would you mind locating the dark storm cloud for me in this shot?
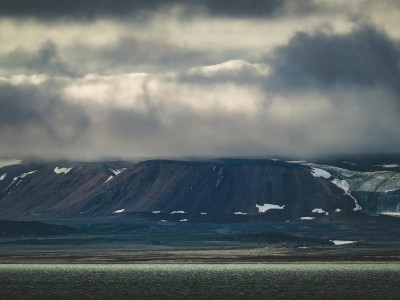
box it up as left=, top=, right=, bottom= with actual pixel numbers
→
left=0, top=0, right=290, bottom=20
left=1, top=3, right=399, bottom=160
left=267, top=25, right=400, bottom=95
left=0, top=0, right=167, bottom=19
left=255, top=23, right=400, bottom=155
left=198, top=0, right=285, bottom=17
left=1, top=40, right=75, bottom=76
left=0, top=81, right=89, bottom=143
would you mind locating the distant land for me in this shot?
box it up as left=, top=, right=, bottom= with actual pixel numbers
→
left=0, top=154, right=399, bottom=263
left=1, top=154, right=399, bottom=221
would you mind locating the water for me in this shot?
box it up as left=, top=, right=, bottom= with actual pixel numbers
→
left=0, top=264, right=399, bottom=299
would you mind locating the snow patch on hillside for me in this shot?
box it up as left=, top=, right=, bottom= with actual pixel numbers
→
left=312, top=208, right=325, bottom=214
left=331, top=179, right=350, bottom=193
left=234, top=212, right=247, bottom=215
left=331, top=178, right=362, bottom=211
left=216, top=167, right=224, bottom=189
left=256, top=203, right=285, bottom=213
left=375, top=164, right=400, bottom=168
left=152, top=211, right=161, bottom=214
left=4, top=181, right=14, bottom=191
left=380, top=212, right=400, bottom=218
left=13, top=171, right=36, bottom=180
left=104, top=175, right=113, bottom=183
left=300, top=217, right=315, bottom=220
left=113, top=209, right=125, bottom=213
left=0, top=159, right=22, bottom=168
left=179, top=219, right=188, bottom=222
left=4, top=171, right=37, bottom=191
left=310, top=167, right=331, bottom=179
left=330, top=240, right=357, bottom=245
left=54, top=167, right=73, bottom=174
left=384, top=188, right=399, bottom=193
left=170, top=211, right=186, bottom=214
left=110, top=168, right=126, bottom=176
left=0, top=174, right=6, bottom=180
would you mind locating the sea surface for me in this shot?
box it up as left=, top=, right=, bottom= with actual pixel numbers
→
left=0, top=264, right=399, bottom=299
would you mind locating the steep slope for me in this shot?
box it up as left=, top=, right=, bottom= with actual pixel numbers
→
left=302, top=162, right=400, bottom=216
left=0, top=160, right=133, bottom=218
left=0, top=159, right=360, bottom=221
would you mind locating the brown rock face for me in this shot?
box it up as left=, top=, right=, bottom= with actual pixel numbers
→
left=0, top=159, right=358, bottom=221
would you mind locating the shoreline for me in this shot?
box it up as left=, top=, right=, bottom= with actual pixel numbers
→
left=1, top=249, right=399, bottom=264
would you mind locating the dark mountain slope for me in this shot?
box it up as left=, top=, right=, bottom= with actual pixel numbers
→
left=79, top=159, right=355, bottom=217
left=0, top=159, right=359, bottom=221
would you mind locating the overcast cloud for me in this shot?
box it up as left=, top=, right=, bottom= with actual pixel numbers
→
left=0, top=0, right=399, bottom=160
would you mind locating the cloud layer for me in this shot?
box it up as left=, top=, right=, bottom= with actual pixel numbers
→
left=0, top=0, right=289, bottom=20
left=0, top=1, right=399, bottom=159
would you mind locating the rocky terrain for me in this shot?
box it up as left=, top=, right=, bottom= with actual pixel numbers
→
left=303, top=162, right=400, bottom=216
left=0, top=155, right=399, bottom=223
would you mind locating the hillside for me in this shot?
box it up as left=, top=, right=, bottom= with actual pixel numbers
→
left=0, top=157, right=399, bottom=222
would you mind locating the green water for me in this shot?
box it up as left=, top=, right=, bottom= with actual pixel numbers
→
left=0, top=264, right=399, bottom=299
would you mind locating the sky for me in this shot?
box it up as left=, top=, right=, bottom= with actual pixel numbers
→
left=0, top=0, right=399, bottom=160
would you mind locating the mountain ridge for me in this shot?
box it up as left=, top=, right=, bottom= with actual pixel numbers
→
left=0, top=157, right=399, bottom=222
